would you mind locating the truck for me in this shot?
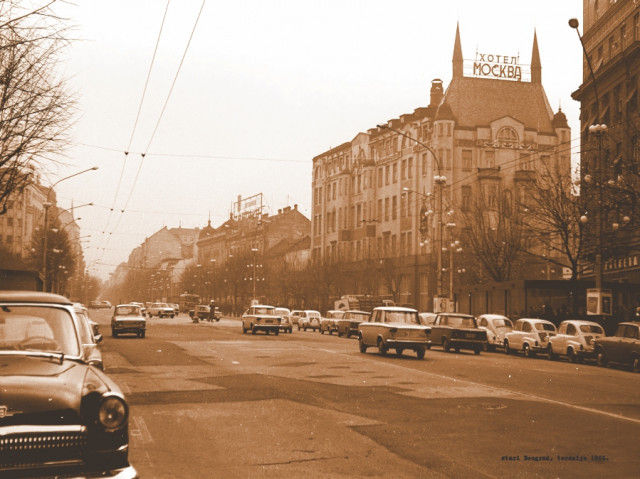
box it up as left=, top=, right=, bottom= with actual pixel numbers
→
left=334, top=294, right=395, bottom=313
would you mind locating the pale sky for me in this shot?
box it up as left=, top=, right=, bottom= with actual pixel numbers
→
left=47, top=0, right=584, bottom=280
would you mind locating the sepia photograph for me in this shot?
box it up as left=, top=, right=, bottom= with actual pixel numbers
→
left=1, top=0, right=639, bottom=477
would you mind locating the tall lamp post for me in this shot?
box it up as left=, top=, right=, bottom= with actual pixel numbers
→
left=251, top=247, right=259, bottom=300
left=42, top=166, right=99, bottom=292
left=569, top=18, right=610, bottom=315
left=378, top=124, right=448, bottom=311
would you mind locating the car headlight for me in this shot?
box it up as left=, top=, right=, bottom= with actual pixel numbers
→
left=98, top=395, right=128, bottom=431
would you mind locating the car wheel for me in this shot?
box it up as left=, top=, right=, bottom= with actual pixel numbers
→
left=266, top=330, right=270, bottom=335
left=596, top=349, right=608, bottom=367
left=395, top=348, right=404, bottom=355
left=251, top=324, right=256, bottom=335
left=320, top=328, right=324, bottom=334
left=358, top=335, right=367, bottom=354
left=442, top=338, right=451, bottom=352
left=346, top=331, right=351, bottom=339
left=297, top=324, right=301, bottom=331
left=568, top=348, right=578, bottom=363
left=474, top=347, right=481, bottom=355
left=329, top=330, right=333, bottom=335
left=338, top=329, right=343, bottom=337
left=633, top=356, right=640, bottom=373
left=416, top=348, right=426, bottom=360
left=304, top=326, right=307, bottom=331
left=504, top=341, right=512, bottom=354
left=141, top=331, right=146, bottom=338
left=523, top=344, right=535, bottom=358
left=170, top=314, right=175, bottom=319
left=377, top=337, right=388, bottom=356
left=242, top=326, right=247, bottom=334
left=112, top=330, right=117, bottom=338
left=275, top=329, right=279, bottom=336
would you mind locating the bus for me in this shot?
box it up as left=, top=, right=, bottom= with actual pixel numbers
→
left=179, top=293, right=200, bottom=313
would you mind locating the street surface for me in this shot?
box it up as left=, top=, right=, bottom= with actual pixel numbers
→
left=90, top=310, right=640, bottom=479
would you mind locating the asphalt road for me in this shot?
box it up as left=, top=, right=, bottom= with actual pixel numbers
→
left=91, top=310, right=640, bottom=479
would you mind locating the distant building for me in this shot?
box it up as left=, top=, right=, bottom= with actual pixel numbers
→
left=0, top=181, right=46, bottom=261
left=311, top=24, right=569, bottom=312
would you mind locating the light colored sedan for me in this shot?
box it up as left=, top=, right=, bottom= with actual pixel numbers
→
left=297, top=310, right=321, bottom=332
left=320, top=310, right=344, bottom=334
left=111, top=303, right=147, bottom=338
left=275, top=307, right=293, bottom=333
left=504, top=318, right=557, bottom=357
left=358, top=306, right=431, bottom=359
left=548, top=320, right=605, bottom=363
left=477, top=314, right=514, bottom=351
left=241, top=304, right=281, bottom=335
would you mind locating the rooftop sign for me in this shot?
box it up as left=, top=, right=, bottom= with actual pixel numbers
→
left=466, top=52, right=529, bottom=82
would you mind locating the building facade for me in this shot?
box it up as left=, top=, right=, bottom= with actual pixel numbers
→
left=311, top=24, right=570, bottom=312
left=571, top=0, right=640, bottom=318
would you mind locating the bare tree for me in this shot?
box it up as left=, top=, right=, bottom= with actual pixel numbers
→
left=0, top=0, right=75, bottom=215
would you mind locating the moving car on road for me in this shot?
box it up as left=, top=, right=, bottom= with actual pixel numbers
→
left=358, top=306, right=431, bottom=359
left=111, top=303, right=147, bottom=338
left=0, top=291, right=138, bottom=478
left=296, top=310, right=321, bottom=332
left=429, top=313, right=487, bottom=355
left=275, top=307, right=293, bottom=333
left=504, top=318, right=557, bottom=357
left=320, top=310, right=344, bottom=334
left=548, top=319, right=604, bottom=363
left=146, top=302, right=175, bottom=318
left=593, top=322, right=640, bottom=372
left=336, top=310, right=371, bottom=338
left=241, top=304, right=282, bottom=335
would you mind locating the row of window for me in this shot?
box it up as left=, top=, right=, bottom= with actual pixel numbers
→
left=319, top=231, right=417, bottom=263
left=591, top=12, right=640, bottom=66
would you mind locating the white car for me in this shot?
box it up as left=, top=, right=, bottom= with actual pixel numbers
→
left=296, top=310, right=321, bottom=332
left=146, top=302, right=175, bottom=318
left=548, top=320, right=605, bottom=363
left=241, top=304, right=281, bottom=335
left=111, top=303, right=147, bottom=338
left=477, top=314, right=514, bottom=351
left=358, top=306, right=431, bottom=359
left=504, top=318, right=557, bottom=358
left=275, top=307, right=293, bottom=333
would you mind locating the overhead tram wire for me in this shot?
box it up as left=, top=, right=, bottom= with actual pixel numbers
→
left=97, top=0, right=207, bottom=267
left=98, top=0, right=172, bottom=245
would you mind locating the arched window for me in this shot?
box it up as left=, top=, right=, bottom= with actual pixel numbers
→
left=496, top=127, right=519, bottom=147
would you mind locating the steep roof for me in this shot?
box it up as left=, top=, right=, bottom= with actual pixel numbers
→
left=442, top=75, right=555, bottom=133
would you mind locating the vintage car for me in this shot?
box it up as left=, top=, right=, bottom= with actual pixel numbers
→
left=130, top=301, right=146, bottom=316
left=241, top=304, right=282, bottom=335
left=111, top=304, right=147, bottom=338
left=336, top=310, right=371, bottom=338
left=429, top=313, right=487, bottom=355
left=146, top=302, right=175, bottom=318
left=189, top=304, right=211, bottom=322
left=593, top=322, right=640, bottom=372
left=504, top=318, right=557, bottom=357
left=74, top=302, right=103, bottom=345
left=296, top=310, right=322, bottom=332
left=418, top=312, right=437, bottom=326
left=548, top=319, right=605, bottom=363
left=275, top=307, right=293, bottom=333
left=320, top=310, right=345, bottom=334
left=0, top=291, right=138, bottom=478
left=477, top=314, right=514, bottom=351
left=358, top=306, right=431, bottom=359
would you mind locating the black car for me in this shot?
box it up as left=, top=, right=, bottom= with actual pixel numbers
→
left=0, top=291, right=138, bottom=478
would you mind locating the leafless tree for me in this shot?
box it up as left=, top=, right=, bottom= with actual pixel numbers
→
left=0, top=0, right=75, bottom=215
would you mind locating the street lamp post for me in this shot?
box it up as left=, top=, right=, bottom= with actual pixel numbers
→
left=42, top=167, right=98, bottom=292
left=569, top=18, right=609, bottom=314
left=251, top=247, right=259, bottom=300
left=378, top=123, right=448, bottom=311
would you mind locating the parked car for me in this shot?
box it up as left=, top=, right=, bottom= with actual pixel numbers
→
left=0, top=291, right=138, bottom=478
left=275, top=307, right=293, bottom=333
left=593, top=322, right=640, bottom=372
left=429, top=313, right=487, bottom=355
left=320, top=310, right=345, bottom=334
left=548, top=320, right=605, bottom=363
left=336, top=310, right=371, bottom=338
left=241, top=304, right=282, bottom=335
left=296, top=310, right=321, bottom=332
left=358, top=306, right=430, bottom=359
left=146, top=302, right=175, bottom=318
left=111, top=303, right=147, bottom=338
left=504, top=318, right=557, bottom=357
left=477, top=314, right=514, bottom=351
left=74, top=302, right=103, bottom=345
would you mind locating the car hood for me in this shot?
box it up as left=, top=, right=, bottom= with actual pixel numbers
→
left=0, top=355, right=111, bottom=422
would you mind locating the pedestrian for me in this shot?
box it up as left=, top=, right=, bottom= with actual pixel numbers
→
left=209, top=299, right=216, bottom=321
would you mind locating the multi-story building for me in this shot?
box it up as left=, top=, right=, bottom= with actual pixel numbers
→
left=312, top=24, right=570, bottom=312
left=571, top=0, right=640, bottom=318
left=0, top=181, right=46, bottom=261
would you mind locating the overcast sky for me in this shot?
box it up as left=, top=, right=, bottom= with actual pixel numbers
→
left=48, top=0, right=584, bottom=280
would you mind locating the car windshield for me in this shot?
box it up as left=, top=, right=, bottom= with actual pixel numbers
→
left=308, top=311, right=321, bottom=318
left=579, top=324, right=604, bottom=334
left=442, top=315, right=476, bottom=327
left=535, top=322, right=556, bottom=331
left=386, top=311, right=420, bottom=324
left=254, top=307, right=275, bottom=315
left=327, top=311, right=345, bottom=319
left=115, top=305, right=141, bottom=316
left=275, top=309, right=289, bottom=315
left=350, top=313, right=370, bottom=322
left=0, top=305, right=80, bottom=355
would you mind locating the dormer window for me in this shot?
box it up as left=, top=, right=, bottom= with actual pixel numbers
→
left=496, top=127, right=519, bottom=147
